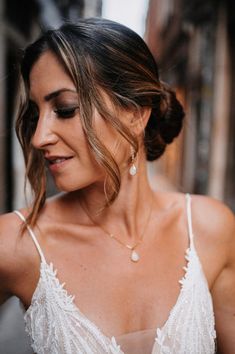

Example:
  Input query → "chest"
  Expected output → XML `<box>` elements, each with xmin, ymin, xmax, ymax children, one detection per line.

<box><xmin>23</xmin><ymin>251</ymin><xmax>216</xmax><ymax>354</ymax></box>
<box><xmin>31</xmin><ymin>228</ymin><xmax>189</xmax><ymax>336</ymax></box>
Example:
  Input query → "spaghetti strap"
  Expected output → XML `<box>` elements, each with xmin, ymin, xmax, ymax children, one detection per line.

<box><xmin>185</xmin><ymin>193</ymin><xmax>194</xmax><ymax>248</ymax></box>
<box><xmin>14</xmin><ymin>210</ymin><xmax>46</xmax><ymax>263</ymax></box>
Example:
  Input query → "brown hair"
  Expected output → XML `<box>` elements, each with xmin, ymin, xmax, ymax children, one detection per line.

<box><xmin>16</xmin><ymin>18</ymin><xmax>184</xmax><ymax>225</ymax></box>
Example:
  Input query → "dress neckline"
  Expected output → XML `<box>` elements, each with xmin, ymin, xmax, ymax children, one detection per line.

<box><xmin>24</xmin><ymin>244</ymin><xmax>199</xmax><ymax>352</ymax></box>
<box><xmin>18</xmin><ymin>195</ymin><xmax>216</xmax><ymax>353</ymax></box>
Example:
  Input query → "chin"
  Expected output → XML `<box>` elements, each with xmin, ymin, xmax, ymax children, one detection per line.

<box><xmin>53</xmin><ymin>177</ymin><xmax>97</xmax><ymax>193</ymax></box>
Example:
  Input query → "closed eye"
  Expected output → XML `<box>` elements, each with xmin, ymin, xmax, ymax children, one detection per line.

<box><xmin>54</xmin><ymin>106</ymin><xmax>79</xmax><ymax>119</ymax></box>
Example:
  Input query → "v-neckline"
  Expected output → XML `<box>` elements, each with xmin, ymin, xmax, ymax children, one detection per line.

<box><xmin>24</xmin><ymin>246</ymin><xmax>195</xmax><ymax>353</ymax></box>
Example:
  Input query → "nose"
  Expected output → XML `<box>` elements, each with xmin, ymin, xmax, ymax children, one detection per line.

<box><xmin>31</xmin><ymin>114</ymin><xmax>58</xmax><ymax>150</ymax></box>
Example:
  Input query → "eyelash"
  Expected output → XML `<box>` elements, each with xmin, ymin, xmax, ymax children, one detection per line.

<box><xmin>28</xmin><ymin>105</ymin><xmax>79</xmax><ymax>129</ymax></box>
<box><xmin>54</xmin><ymin>106</ymin><xmax>79</xmax><ymax>119</ymax></box>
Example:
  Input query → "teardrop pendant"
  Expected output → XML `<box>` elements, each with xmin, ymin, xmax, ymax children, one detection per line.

<box><xmin>131</xmin><ymin>250</ymin><xmax>140</xmax><ymax>262</ymax></box>
<box><xmin>129</xmin><ymin>164</ymin><xmax>137</xmax><ymax>176</ymax></box>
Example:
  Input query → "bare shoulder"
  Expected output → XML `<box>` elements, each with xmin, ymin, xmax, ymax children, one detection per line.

<box><xmin>190</xmin><ymin>194</ymin><xmax>235</xmax><ymax>257</ymax></box>
<box><xmin>191</xmin><ymin>193</ymin><xmax>234</xmax><ymax>225</ymax></box>
<box><xmin>188</xmin><ymin>196</ymin><xmax>235</xmax><ymax>352</ymax></box>
<box><xmin>0</xmin><ymin>211</ymin><xmax>32</xmax><ymax>303</ymax></box>
<box><xmin>158</xmin><ymin>191</ymin><xmax>234</xmax><ymax>242</ymax></box>
<box><xmin>159</xmin><ymin>191</ymin><xmax>235</xmax><ymax>280</ymax></box>
<box><xmin>0</xmin><ymin>211</ymin><xmax>23</xmax><ymax>271</ymax></box>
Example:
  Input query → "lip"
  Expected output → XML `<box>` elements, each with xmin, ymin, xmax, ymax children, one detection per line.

<box><xmin>45</xmin><ymin>155</ymin><xmax>74</xmax><ymax>173</ymax></box>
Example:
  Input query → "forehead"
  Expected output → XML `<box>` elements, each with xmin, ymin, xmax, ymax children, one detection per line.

<box><xmin>29</xmin><ymin>51</ymin><xmax>76</xmax><ymax>100</ymax></box>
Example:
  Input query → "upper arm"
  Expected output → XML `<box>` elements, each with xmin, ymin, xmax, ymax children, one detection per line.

<box><xmin>203</xmin><ymin>199</ymin><xmax>235</xmax><ymax>354</ymax></box>
<box><xmin>0</xmin><ymin>212</ymin><xmax>23</xmax><ymax>305</ymax></box>
<box><xmin>212</xmin><ymin>265</ymin><xmax>235</xmax><ymax>354</ymax></box>
<box><xmin>190</xmin><ymin>194</ymin><xmax>235</xmax><ymax>353</ymax></box>
<box><xmin>212</xmin><ymin>234</ymin><xmax>235</xmax><ymax>352</ymax></box>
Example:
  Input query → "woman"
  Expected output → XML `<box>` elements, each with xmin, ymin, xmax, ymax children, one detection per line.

<box><xmin>0</xmin><ymin>18</ymin><xmax>234</xmax><ymax>354</ymax></box>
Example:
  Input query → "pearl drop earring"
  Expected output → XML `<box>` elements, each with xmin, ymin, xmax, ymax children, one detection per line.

<box><xmin>129</xmin><ymin>146</ymin><xmax>137</xmax><ymax>176</ymax></box>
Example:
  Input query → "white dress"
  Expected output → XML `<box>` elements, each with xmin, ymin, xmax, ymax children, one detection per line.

<box><xmin>14</xmin><ymin>194</ymin><xmax>216</xmax><ymax>354</ymax></box>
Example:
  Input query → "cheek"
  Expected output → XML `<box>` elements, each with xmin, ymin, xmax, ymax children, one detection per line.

<box><xmin>68</xmin><ymin>121</ymin><xmax>107</xmax><ymax>173</ymax></box>
<box><xmin>62</xmin><ymin>119</ymin><xmax>91</xmax><ymax>158</ymax></box>
<box><xmin>63</xmin><ymin>114</ymin><xmax>129</xmax><ymax>179</ymax></box>
<box><xmin>69</xmin><ymin>130</ymin><xmax>99</xmax><ymax>168</ymax></box>
<box><xmin>94</xmin><ymin>117</ymin><xmax>129</xmax><ymax>167</ymax></box>
<box><xmin>110</xmin><ymin>139</ymin><xmax>130</xmax><ymax>169</ymax></box>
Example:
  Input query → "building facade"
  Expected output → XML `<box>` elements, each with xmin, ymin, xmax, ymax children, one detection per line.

<box><xmin>145</xmin><ymin>0</ymin><xmax>235</xmax><ymax>210</ymax></box>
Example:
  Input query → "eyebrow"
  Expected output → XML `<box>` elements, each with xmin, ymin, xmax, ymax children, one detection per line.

<box><xmin>44</xmin><ymin>88</ymin><xmax>77</xmax><ymax>101</ymax></box>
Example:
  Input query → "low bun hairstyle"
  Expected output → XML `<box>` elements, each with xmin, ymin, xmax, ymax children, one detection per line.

<box><xmin>145</xmin><ymin>82</ymin><xmax>184</xmax><ymax>161</ymax></box>
<box><xmin>16</xmin><ymin>18</ymin><xmax>184</xmax><ymax>225</ymax></box>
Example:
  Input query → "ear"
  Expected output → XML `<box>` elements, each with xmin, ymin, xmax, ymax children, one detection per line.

<box><xmin>130</xmin><ymin>107</ymin><xmax>152</xmax><ymax>136</ymax></box>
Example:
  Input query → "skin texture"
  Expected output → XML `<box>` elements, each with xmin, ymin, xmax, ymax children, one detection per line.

<box><xmin>0</xmin><ymin>51</ymin><xmax>235</xmax><ymax>353</ymax></box>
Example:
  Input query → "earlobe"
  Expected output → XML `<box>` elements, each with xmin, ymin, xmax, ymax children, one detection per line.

<box><xmin>130</xmin><ymin>107</ymin><xmax>152</xmax><ymax>136</ymax></box>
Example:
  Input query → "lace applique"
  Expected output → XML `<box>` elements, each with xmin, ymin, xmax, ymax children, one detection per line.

<box><xmin>18</xmin><ymin>193</ymin><xmax>216</xmax><ymax>354</ymax></box>
<box><xmin>24</xmin><ymin>261</ymin><xmax>124</xmax><ymax>354</ymax></box>
<box><xmin>153</xmin><ymin>246</ymin><xmax>216</xmax><ymax>354</ymax></box>
<box><xmin>23</xmin><ymin>244</ymin><xmax>216</xmax><ymax>354</ymax></box>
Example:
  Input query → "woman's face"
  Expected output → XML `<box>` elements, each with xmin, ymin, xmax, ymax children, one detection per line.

<box><xmin>29</xmin><ymin>51</ymin><xmax>130</xmax><ymax>192</ymax></box>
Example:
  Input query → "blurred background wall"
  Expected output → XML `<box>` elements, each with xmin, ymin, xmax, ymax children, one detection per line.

<box><xmin>145</xmin><ymin>0</ymin><xmax>235</xmax><ymax>210</ymax></box>
<box><xmin>0</xmin><ymin>0</ymin><xmax>234</xmax><ymax>353</ymax></box>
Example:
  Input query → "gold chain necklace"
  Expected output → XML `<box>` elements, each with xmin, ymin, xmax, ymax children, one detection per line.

<box><xmin>80</xmin><ymin>195</ymin><xmax>154</xmax><ymax>263</ymax></box>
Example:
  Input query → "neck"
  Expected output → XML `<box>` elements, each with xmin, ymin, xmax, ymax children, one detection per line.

<box><xmin>72</xmin><ymin>153</ymin><xmax>154</xmax><ymax>243</ymax></box>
